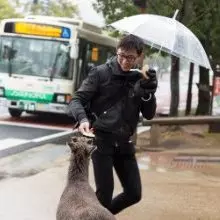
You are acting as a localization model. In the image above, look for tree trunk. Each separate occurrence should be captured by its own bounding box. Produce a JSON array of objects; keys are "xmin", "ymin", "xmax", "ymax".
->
[
  {"xmin": 185, "ymin": 63, "xmax": 194, "ymax": 115},
  {"xmin": 169, "ymin": 0, "xmax": 191, "ymax": 117},
  {"xmin": 169, "ymin": 55, "xmax": 180, "ymax": 116},
  {"xmin": 195, "ymin": 66, "xmax": 210, "ymax": 115}
]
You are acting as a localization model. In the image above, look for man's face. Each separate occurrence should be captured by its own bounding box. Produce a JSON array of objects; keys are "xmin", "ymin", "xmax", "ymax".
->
[{"xmin": 116, "ymin": 48, "xmax": 139, "ymax": 71}]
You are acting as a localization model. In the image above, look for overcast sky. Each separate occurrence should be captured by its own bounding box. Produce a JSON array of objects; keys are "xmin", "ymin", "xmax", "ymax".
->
[
  {"xmin": 75, "ymin": 0, "xmax": 105, "ymax": 27},
  {"xmin": 10, "ymin": 0, "xmax": 105, "ymax": 27}
]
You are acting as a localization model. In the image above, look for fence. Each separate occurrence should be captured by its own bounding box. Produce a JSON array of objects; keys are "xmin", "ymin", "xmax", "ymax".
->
[{"xmin": 142, "ymin": 116, "xmax": 220, "ymax": 146}]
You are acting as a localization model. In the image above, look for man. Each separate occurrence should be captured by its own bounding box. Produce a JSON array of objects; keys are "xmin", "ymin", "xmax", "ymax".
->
[{"xmin": 68, "ymin": 34, "xmax": 157, "ymax": 214}]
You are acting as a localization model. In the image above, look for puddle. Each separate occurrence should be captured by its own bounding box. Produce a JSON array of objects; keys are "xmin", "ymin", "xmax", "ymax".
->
[
  {"xmin": 138, "ymin": 152, "xmax": 220, "ymax": 177},
  {"xmin": 173, "ymin": 156, "xmax": 220, "ymax": 163}
]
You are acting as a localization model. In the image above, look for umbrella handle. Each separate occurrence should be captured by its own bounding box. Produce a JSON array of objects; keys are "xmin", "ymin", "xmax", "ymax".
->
[
  {"xmin": 151, "ymin": 48, "xmax": 162, "ymax": 71},
  {"xmin": 141, "ymin": 64, "xmax": 149, "ymax": 79}
]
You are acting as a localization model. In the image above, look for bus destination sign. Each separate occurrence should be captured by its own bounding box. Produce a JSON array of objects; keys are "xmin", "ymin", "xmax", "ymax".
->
[{"xmin": 11, "ymin": 22, "xmax": 71, "ymax": 39}]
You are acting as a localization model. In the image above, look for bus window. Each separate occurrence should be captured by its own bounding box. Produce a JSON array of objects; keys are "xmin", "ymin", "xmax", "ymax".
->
[
  {"xmin": 50, "ymin": 44, "xmax": 70, "ymax": 78},
  {"xmin": 0, "ymin": 38, "xmax": 12, "ymax": 73},
  {"xmin": 75, "ymin": 38, "xmax": 116, "ymax": 89},
  {"xmin": 0, "ymin": 36, "xmax": 72, "ymax": 79},
  {"xmin": 91, "ymin": 47, "xmax": 99, "ymax": 62}
]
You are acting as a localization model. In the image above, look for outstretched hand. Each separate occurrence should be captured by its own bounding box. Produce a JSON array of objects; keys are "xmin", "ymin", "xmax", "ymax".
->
[
  {"xmin": 78, "ymin": 121, "xmax": 95, "ymax": 137},
  {"xmin": 78, "ymin": 121, "xmax": 91, "ymax": 134}
]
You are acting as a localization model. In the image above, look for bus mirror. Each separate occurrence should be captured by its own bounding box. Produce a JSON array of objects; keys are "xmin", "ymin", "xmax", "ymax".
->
[{"xmin": 70, "ymin": 40, "xmax": 79, "ymax": 59}]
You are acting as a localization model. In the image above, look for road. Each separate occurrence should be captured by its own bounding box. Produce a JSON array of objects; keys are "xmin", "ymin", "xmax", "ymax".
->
[
  {"xmin": 0, "ymin": 142, "xmax": 220, "ymax": 220},
  {"xmin": 0, "ymin": 104, "xmax": 220, "ymax": 220},
  {"xmin": 0, "ymin": 106, "xmax": 74, "ymax": 158},
  {"xmin": 0, "ymin": 105, "xmax": 150, "ymax": 158},
  {"xmin": 0, "ymin": 106, "xmax": 8, "ymax": 116}
]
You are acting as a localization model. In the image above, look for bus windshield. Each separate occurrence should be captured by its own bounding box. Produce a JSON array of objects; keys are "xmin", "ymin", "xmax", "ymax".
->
[{"xmin": 0, "ymin": 36, "xmax": 72, "ymax": 79}]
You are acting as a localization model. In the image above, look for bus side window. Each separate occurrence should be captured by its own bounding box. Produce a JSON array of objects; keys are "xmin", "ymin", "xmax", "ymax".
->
[
  {"xmin": 91, "ymin": 47, "xmax": 99, "ymax": 62},
  {"xmin": 76, "ymin": 40, "xmax": 116, "ymax": 89}
]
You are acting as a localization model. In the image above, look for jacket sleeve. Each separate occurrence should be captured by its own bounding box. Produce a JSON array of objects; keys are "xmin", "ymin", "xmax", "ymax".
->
[
  {"xmin": 140, "ymin": 93, "xmax": 157, "ymax": 120},
  {"xmin": 68, "ymin": 67, "xmax": 99, "ymax": 123}
]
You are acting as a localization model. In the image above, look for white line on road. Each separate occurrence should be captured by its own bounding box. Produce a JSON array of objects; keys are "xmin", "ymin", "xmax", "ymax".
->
[
  {"xmin": 0, "ymin": 113, "xmax": 10, "ymax": 117},
  {"xmin": 0, "ymin": 130, "xmax": 75, "ymax": 152},
  {"xmin": 32, "ymin": 130, "xmax": 74, "ymax": 143},
  {"xmin": 0, "ymin": 121, "xmax": 71, "ymax": 131},
  {"xmin": 0, "ymin": 138, "xmax": 30, "ymax": 150}
]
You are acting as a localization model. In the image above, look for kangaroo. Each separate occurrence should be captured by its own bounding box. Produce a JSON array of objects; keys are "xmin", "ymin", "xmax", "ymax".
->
[{"xmin": 56, "ymin": 134, "xmax": 116, "ymax": 220}]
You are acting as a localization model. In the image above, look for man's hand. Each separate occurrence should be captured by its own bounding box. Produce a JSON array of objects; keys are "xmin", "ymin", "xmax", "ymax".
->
[
  {"xmin": 134, "ymin": 68, "xmax": 158, "ymax": 97},
  {"xmin": 140, "ymin": 69, "xmax": 157, "ymax": 92},
  {"xmin": 78, "ymin": 121, "xmax": 91, "ymax": 134}
]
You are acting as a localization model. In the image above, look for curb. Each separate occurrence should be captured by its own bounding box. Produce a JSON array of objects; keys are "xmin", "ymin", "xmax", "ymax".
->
[
  {"xmin": 0, "ymin": 130, "xmax": 75, "ymax": 159},
  {"xmin": 0, "ymin": 125, "xmax": 149, "ymax": 159}
]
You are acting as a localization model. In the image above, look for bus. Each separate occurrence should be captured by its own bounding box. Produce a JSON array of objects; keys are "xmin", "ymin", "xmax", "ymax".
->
[{"xmin": 0, "ymin": 15, "xmax": 117, "ymax": 117}]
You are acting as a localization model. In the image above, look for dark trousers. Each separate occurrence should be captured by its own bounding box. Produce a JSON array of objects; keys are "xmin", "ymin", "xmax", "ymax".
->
[{"xmin": 91, "ymin": 139, "xmax": 142, "ymax": 215}]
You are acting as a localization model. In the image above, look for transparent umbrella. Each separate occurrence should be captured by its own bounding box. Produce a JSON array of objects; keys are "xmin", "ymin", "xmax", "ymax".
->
[{"xmin": 109, "ymin": 13, "xmax": 211, "ymax": 70}]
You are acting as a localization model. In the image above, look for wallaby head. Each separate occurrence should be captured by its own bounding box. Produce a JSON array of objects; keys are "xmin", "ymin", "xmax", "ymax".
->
[
  {"xmin": 68, "ymin": 134, "xmax": 96, "ymax": 157},
  {"xmin": 67, "ymin": 133, "xmax": 96, "ymax": 180}
]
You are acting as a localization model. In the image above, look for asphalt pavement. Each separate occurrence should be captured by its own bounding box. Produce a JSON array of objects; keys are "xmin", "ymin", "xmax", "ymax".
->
[{"xmin": 0, "ymin": 141, "xmax": 220, "ymax": 220}]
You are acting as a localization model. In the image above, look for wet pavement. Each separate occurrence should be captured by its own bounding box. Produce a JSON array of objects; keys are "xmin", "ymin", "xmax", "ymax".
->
[
  {"xmin": 1, "ymin": 143, "xmax": 220, "ymax": 180},
  {"xmin": 0, "ymin": 144, "xmax": 69, "ymax": 179},
  {"xmin": 0, "ymin": 142, "xmax": 220, "ymax": 220}
]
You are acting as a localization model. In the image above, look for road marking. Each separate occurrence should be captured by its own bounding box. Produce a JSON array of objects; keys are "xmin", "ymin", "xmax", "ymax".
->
[
  {"xmin": 32, "ymin": 130, "xmax": 74, "ymax": 143},
  {"xmin": 0, "ymin": 120, "xmax": 71, "ymax": 130},
  {"xmin": 0, "ymin": 129, "xmax": 75, "ymax": 156},
  {"xmin": 0, "ymin": 138, "xmax": 29, "ymax": 150},
  {"xmin": 0, "ymin": 113, "xmax": 9, "ymax": 117}
]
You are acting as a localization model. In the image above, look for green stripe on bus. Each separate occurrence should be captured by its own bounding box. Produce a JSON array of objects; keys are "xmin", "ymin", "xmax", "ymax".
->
[{"xmin": 5, "ymin": 89, "xmax": 53, "ymax": 102}]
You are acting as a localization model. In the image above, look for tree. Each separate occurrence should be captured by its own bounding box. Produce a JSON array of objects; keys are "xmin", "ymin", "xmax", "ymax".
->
[
  {"xmin": 0, "ymin": 0, "xmax": 21, "ymax": 19},
  {"xmin": 47, "ymin": 0, "xmax": 78, "ymax": 17},
  {"xmin": 22, "ymin": 0, "xmax": 77, "ymax": 17},
  {"xmin": 93, "ymin": 0, "xmax": 139, "ymax": 24},
  {"xmin": 132, "ymin": 0, "xmax": 147, "ymax": 9},
  {"xmin": 132, "ymin": 0, "xmax": 147, "ymax": 13},
  {"xmin": 190, "ymin": 0, "xmax": 220, "ymax": 115}
]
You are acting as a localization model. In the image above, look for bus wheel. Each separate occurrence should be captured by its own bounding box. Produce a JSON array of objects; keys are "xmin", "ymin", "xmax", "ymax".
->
[{"xmin": 8, "ymin": 108, "xmax": 23, "ymax": 118}]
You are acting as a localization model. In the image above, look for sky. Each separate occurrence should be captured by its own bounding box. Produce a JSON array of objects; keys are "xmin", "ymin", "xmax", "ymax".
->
[
  {"xmin": 75, "ymin": 0, "xmax": 105, "ymax": 27},
  {"xmin": 9, "ymin": 0, "xmax": 105, "ymax": 27}
]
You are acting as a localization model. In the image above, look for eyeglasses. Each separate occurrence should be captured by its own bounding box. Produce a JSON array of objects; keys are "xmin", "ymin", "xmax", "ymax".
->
[{"xmin": 117, "ymin": 53, "xmax": 137, "ymax": 62}]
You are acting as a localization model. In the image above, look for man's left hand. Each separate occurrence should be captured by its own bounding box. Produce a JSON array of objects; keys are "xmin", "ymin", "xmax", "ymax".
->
[{"xmin": 134, "ymin": 68, "xmax": 158, "ymax": 97}]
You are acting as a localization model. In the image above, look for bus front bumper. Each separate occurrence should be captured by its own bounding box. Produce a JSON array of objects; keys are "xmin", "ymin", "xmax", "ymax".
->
[{"xmin": 0, "ymin": 97, "xmax": 68, "ymax": 114}]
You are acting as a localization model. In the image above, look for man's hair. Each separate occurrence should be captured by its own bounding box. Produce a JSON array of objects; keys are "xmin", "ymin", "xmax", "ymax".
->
[{"xmin": 116, "ymin": 34, "xmax": 144, "ymax": 55}]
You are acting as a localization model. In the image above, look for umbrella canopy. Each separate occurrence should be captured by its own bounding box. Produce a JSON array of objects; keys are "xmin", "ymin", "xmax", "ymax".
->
[{"xmin": 110, "ymin": 14, "xmax": 211, "ymax": 70}]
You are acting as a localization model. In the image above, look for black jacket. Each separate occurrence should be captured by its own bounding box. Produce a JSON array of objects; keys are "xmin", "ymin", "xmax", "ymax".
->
[{"xmin": 68, "ymin": 57, "xmax": 156, "ymax": 138}]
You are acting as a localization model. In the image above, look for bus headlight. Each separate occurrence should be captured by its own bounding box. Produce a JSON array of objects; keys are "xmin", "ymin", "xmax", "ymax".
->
[
  {"xmin": 56, "ymin": 95, "xmax": 65, "ymax": 103},
  {"xmin": 0, "ymin": 87, "xmax": 4, "ymax": 97}
]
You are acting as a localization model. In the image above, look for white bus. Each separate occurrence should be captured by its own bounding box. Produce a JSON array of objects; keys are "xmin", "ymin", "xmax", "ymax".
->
[{"xmin": 0, "ymin": 16, "xmax": 117, "ymax": 117}]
